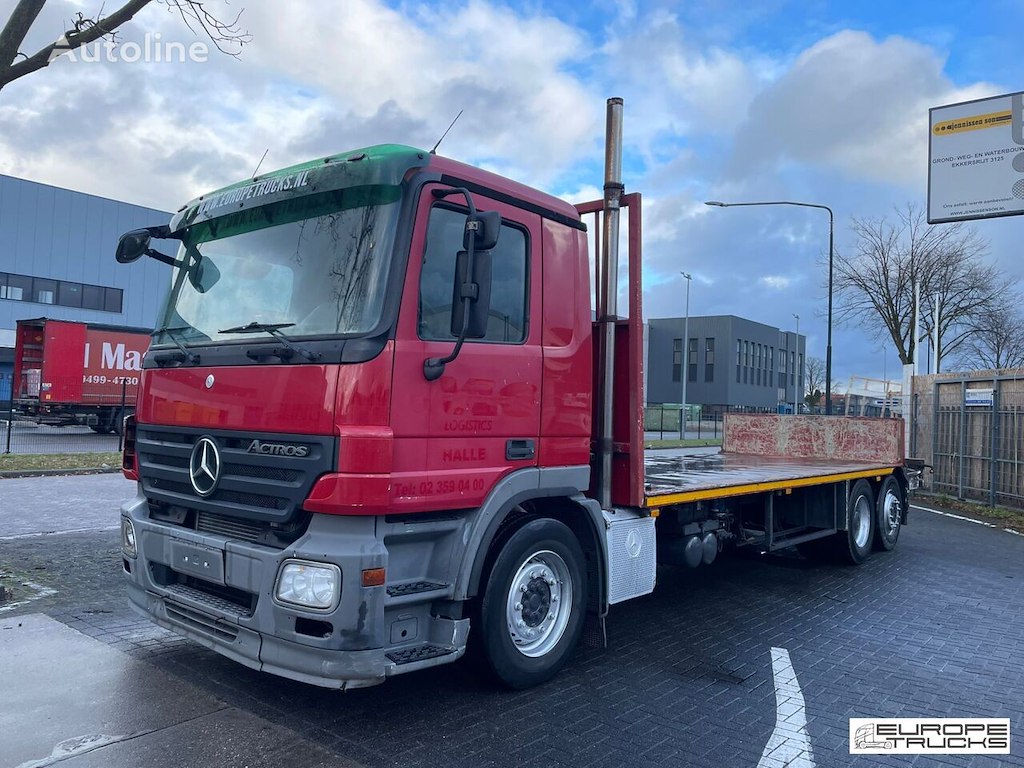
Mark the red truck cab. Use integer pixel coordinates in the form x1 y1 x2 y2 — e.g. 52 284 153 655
119 144 602 688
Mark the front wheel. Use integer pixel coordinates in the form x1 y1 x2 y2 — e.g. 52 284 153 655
479 518 587 689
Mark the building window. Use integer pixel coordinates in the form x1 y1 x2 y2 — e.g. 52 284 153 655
104 287 123 313
790 351 796 386
705 338 714 382
58 281 83 308
0 271 123 313
687 338 697 382
34 278 56 304
82 284 104 310
672 338 682 382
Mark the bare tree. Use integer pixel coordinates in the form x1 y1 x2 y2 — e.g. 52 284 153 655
0 0 250 93
804 355 825 406
832 204 1014 372
951 305 1024 371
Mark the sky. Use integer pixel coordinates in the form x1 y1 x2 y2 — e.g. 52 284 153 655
3 0 1023 387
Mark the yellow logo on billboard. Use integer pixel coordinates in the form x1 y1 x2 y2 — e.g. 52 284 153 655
933 110 1013 136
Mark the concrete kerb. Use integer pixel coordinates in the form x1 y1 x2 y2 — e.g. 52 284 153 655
0 466 123 480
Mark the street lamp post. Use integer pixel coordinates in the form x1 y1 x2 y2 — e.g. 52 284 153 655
706 200 834 415
792 313 800 415
680 271 692 439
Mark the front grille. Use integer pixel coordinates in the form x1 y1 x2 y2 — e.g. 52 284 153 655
196 512 269 543
137 425 335 525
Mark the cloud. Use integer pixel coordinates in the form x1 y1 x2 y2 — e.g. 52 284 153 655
760 275 792 289
729 30 999 188
598 9 765 159
0 0 601 210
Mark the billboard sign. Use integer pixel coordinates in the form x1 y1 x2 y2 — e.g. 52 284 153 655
928 92 1024 224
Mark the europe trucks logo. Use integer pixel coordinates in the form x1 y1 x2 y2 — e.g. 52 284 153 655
849 719 1010 754
195 170 313 216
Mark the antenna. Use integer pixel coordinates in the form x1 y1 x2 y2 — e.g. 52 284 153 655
251 148 269 179
430 110 464 155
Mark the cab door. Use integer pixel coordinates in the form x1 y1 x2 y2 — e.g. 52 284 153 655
389 183 542 514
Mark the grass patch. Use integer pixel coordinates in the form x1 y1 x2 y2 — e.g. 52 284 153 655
644 438 722 449
919 493 1024 534
0 452 121 473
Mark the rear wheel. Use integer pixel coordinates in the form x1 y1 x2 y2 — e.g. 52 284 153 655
873 476 902 551
834 479 875 565
479 518 587 689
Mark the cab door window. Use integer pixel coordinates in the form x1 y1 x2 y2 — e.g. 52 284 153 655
418 206 528 343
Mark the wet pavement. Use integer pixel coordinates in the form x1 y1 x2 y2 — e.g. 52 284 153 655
1 474 1023 767
0 614 348 768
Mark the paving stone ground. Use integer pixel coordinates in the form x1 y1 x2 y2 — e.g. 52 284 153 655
1 491 1022 767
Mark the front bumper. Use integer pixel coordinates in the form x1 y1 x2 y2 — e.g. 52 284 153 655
121 489 468 688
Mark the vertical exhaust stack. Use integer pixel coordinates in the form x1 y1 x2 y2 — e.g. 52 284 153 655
597 97 624 509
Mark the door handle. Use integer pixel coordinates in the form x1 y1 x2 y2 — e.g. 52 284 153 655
506 439 535 461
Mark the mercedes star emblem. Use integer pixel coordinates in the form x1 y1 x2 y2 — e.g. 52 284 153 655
205 374 215 389
189 436 221 497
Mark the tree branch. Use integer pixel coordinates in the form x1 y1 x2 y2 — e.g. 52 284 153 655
0 0 45 72
0 0 152 90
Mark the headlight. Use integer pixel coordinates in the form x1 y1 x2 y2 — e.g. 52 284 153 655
121 518 137 558
275 560 341 611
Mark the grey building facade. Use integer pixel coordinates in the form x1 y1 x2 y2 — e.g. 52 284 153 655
647 315 806 412
0 174 172 402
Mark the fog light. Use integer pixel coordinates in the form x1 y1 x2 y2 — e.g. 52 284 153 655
121 517 137 558
275 560 340 611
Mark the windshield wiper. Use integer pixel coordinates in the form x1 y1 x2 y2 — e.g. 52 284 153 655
151 325 200 365
218 321 320 362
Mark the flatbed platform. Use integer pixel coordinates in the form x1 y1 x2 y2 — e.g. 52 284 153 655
643 450 896 507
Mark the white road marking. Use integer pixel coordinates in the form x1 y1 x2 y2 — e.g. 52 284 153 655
912 504 1024 537
0 525 119 542
757 647 816 768
0 579 57 613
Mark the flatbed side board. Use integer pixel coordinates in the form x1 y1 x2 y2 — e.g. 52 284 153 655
643 466 895 507
723 414 904 466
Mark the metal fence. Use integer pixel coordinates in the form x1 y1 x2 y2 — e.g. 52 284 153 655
910 373 1024 509
3 380 130 456
644 405 723 440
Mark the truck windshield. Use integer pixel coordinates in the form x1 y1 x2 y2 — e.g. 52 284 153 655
155 185 402 345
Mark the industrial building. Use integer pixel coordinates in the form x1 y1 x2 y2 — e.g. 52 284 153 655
647 315 806 413
0 174 171 405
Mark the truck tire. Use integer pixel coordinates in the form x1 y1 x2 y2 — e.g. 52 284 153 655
479 518 587 689
835 479 875 565
872 476 902 551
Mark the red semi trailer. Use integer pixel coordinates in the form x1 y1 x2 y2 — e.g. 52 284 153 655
116 99 921 690
13 318 149 433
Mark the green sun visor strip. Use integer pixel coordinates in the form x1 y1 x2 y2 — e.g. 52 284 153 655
185 184 402 244
169 144 431 236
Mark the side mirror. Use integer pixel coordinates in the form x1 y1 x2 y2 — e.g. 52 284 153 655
115 230 151 264
463 210 501 252
450 250 492 338
188 258 221 293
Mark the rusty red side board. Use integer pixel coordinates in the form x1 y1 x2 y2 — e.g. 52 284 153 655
722 414 905 466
